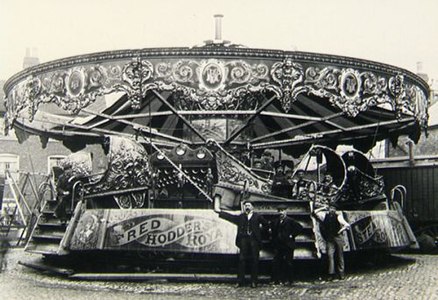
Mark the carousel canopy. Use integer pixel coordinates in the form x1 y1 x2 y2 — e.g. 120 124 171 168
3 43 429 156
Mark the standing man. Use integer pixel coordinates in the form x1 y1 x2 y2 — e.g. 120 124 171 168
271 205 303 285
314 205 350 280
217 200 269 288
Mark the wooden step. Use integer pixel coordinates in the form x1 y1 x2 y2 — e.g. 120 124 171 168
31 233 64 241
43 203 58 211
26 241 61 255
37 221 68 228
26 247 59 256
41 209 56 215
295 236 316 243
293 248 318 259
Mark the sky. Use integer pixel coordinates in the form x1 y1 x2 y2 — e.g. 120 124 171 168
1 0 437 87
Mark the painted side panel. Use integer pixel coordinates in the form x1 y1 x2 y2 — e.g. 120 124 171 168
69 209 239 254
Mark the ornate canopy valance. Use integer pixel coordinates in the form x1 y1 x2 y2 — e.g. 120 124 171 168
3 45 429 155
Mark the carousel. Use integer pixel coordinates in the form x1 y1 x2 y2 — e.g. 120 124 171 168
3 16 429 275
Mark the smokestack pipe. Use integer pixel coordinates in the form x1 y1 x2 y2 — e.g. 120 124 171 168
214 14 223 41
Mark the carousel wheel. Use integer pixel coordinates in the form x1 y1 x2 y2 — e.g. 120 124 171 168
414 225 438 253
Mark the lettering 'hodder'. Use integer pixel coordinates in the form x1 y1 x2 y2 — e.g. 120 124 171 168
115 217 223 248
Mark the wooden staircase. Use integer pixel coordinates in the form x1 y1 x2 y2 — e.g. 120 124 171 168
25 195 67 256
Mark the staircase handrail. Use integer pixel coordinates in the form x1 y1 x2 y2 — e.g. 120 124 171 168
390 184 407 211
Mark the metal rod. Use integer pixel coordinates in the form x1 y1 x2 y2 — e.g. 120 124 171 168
252 118 415 149
114 110 325 119
250 112 343 143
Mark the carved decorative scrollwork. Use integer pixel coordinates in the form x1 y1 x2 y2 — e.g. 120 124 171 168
153 59 270 110
215 153 271 194
411 86 428 129
5 54 428 131
268 59 413 118
271 58 306 111
121 58 154 110
303 66 413 118
17 66 119 121
24 76 41 121
389 74 407 119
86 137 151 208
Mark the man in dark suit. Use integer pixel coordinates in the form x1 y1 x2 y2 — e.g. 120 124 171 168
218 200 269 287
271 205 303 284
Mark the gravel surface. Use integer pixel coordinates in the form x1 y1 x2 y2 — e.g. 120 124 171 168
1 248 437 299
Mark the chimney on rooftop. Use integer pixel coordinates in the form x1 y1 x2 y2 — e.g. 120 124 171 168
23 47 40 70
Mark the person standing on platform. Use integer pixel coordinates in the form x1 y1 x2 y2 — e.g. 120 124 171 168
216 200 269 288
313 205 350 280
271 205 303 285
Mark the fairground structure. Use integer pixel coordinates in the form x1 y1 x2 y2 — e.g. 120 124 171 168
1 16 430 277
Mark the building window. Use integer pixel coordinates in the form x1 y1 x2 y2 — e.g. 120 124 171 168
48 155 67 174
0 154 19 182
